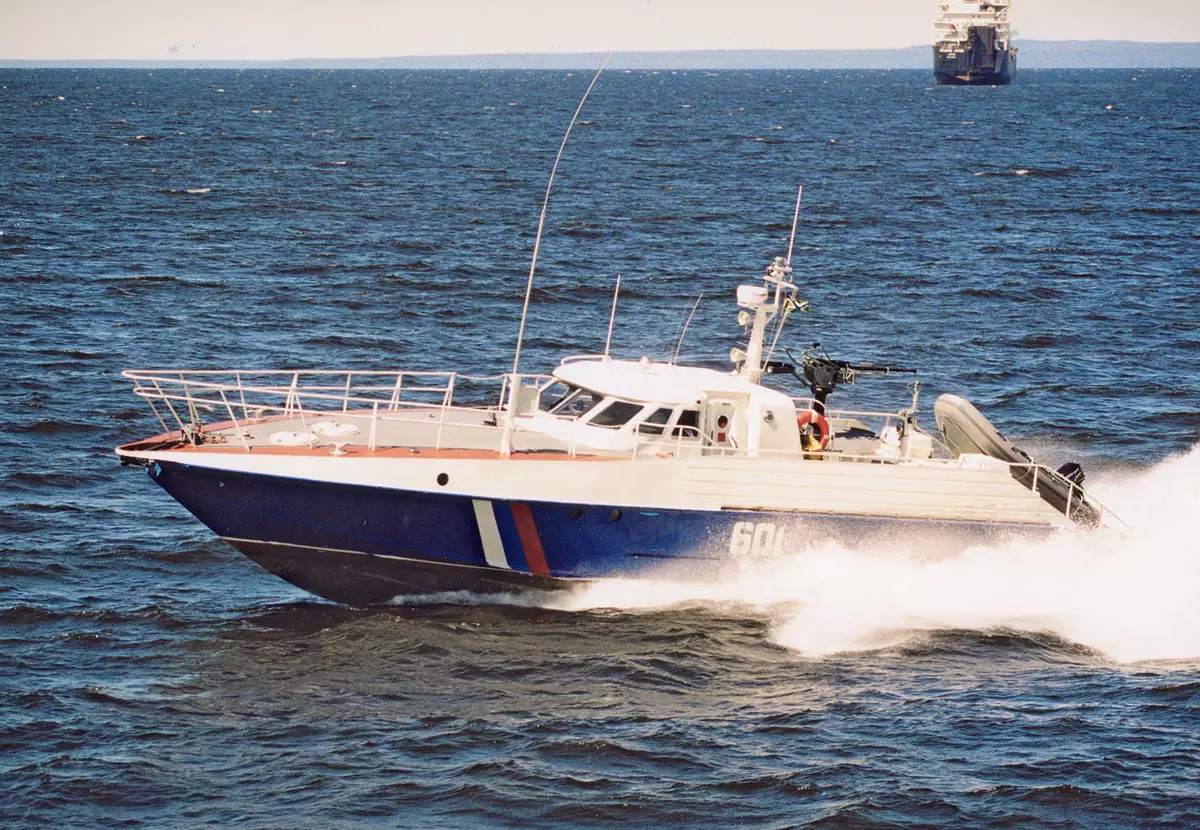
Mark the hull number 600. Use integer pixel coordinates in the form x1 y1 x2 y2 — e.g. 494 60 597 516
729 521 785 556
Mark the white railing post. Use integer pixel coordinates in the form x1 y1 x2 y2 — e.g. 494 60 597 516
435 398 448 450
286 373 300 413
389 373 404 412
236 372 248 422
499 373 518 458
219 389 252 453
145 397 170 436
151 378 187 432
368 402 379 452
183 379 198 427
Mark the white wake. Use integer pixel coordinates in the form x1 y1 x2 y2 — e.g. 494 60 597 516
555 444 1200 663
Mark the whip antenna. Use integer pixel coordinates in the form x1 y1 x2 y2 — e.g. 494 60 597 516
604 274 621 358
511 55 611 376
785 184 803 268
671 294 704 365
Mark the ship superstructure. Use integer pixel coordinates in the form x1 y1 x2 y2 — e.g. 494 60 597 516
933 1 1017 85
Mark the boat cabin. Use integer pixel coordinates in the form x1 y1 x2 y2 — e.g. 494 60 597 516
513 356 801 457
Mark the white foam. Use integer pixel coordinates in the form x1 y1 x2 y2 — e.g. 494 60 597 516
556 444 1200 663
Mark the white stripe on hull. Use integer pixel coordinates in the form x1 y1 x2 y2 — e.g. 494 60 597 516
471 499 510 569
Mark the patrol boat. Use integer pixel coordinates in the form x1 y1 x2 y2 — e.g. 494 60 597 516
116 247 1118 606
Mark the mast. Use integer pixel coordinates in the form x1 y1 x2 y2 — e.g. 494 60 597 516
739 258 792 385
738 186 805 385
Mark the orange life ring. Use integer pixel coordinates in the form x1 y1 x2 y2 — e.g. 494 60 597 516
796 410 831 451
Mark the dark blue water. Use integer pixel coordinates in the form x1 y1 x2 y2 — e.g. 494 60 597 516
2 68 1198 828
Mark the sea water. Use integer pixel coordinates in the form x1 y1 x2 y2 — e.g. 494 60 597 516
1 68 1197 827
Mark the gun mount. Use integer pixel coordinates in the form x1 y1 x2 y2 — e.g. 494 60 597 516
768 345 917 414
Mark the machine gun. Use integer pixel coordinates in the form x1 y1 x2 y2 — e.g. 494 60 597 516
764 345 917 414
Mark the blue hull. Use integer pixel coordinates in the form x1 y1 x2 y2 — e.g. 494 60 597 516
146 460 1051 606
933 42 1016 86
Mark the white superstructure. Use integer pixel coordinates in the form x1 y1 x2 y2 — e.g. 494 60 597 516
934 1 1012 50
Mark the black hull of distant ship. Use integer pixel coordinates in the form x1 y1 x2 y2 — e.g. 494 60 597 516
933 29 1016 86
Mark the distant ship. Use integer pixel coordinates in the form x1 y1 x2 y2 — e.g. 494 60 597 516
933 1 1017 85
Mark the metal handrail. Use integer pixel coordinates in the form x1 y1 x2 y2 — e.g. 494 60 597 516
122 370 563 454
123 369 1125 530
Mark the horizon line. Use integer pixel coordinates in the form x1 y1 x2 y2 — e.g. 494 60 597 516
2 40 1198 68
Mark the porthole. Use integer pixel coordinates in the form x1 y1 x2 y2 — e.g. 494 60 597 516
436 473 449 486
609 509 622 522
569 507 582 520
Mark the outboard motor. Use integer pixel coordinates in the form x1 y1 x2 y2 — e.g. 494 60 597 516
1056 462 1086 487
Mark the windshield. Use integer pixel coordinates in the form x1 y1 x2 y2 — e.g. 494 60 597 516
588 400 645 429
542 382 576 412
546 385 604 418
637 407 674 435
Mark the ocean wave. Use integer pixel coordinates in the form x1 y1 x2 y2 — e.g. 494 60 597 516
545 445 1200 663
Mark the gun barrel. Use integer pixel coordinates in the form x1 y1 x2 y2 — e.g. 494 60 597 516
844 363 917 375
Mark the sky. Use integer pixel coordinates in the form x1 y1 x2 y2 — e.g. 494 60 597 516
2 0 1198 61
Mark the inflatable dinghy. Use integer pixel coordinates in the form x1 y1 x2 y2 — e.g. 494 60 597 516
934 394 1099 527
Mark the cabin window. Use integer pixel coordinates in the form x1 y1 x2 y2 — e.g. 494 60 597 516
673 409 700 438
637 407 674 436
541 382 574 412
588 400 644 429
548 386 604 417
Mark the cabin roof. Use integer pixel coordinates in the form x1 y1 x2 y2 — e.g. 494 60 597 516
553 358 793 407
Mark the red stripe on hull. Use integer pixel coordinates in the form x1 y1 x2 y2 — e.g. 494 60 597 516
509 502 551 577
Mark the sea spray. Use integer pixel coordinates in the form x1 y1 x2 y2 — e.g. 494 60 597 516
557 444 1200 662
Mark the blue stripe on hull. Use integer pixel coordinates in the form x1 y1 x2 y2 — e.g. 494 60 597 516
145 460 1054 605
